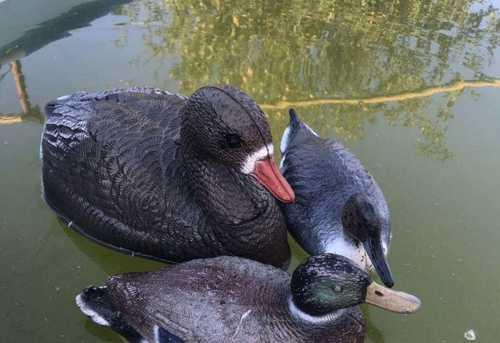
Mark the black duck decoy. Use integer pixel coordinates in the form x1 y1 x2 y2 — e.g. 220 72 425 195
76 254 420 343
280 109 394 286
41 86 295 267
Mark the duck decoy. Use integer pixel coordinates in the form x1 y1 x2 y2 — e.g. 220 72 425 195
41 86 295 267
76 254 420 343
279 109 394 286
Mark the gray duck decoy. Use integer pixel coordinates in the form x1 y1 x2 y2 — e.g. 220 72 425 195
41 86 295 267
279 109 394 286
76 254 420 343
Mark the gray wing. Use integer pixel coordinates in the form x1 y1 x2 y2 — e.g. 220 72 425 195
281 138 390 251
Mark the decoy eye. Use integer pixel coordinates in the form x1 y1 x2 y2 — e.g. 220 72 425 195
225 133 242 149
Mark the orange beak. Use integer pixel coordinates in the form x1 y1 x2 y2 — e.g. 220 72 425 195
252 158 295 203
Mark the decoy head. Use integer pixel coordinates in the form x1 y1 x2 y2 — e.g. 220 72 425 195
342 193 394 288
290 254 420 318
181 86 294 203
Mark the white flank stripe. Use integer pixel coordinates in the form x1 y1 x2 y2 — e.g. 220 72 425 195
240 144 274 174
280 126 290 154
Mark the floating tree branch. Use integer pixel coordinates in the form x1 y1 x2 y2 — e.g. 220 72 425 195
260 79 500 110
0 116 23 125
2 80 499 126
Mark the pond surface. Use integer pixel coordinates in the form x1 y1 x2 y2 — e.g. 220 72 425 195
1 0 500 342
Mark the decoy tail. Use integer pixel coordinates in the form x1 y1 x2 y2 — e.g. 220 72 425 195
289 108 300 128
44 92 87 119
281 108 302 154
76 286 145 342
76 286 114 327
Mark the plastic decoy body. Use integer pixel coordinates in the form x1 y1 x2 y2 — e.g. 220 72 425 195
41 86 294 267
280 109 394 286
76 254 420 343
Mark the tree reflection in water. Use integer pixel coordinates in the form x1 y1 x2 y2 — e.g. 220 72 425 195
118 0 500 160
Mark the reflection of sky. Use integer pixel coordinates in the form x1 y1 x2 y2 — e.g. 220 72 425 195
0 11 180 114
375 6 500 82
0 0 97 47
126 0 500 100
477 46 500 78
471 0 500 11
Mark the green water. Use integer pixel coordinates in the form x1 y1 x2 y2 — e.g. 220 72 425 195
1 0 500 341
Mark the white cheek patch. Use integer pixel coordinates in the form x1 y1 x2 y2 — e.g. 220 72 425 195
240 144 274 174
75 294 110 326
280 126 290 154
